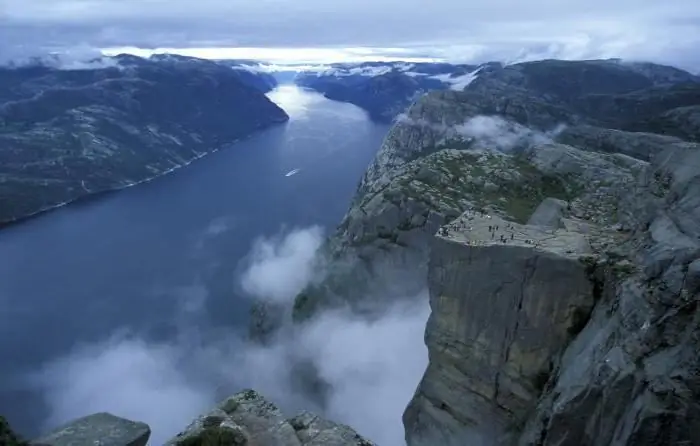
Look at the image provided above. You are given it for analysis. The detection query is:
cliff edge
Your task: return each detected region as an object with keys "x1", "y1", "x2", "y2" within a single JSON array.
[{"x1": 271, "y1": 58, "x2": 700, "y2": 445}]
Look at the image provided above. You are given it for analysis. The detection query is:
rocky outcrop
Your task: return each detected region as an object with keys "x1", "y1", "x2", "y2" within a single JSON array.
[
  {"x1": 514, "y1": 140, "x2": 700, "y2": 446},
  {"x1": 0, "y1": 54, "x2": 288, "y2": 225},
  {"x1": 555, "y1": 125, "x2": 684, "y2": 161},
  {"x1": 625, "y1": 104, "x2": 700, "y2": 142},
  {"x1": 400, "y1": 139, "x2": 645, "y2": 444},
  {"x1": 166, "y1": 390, "x2": 375, "y2": 446},
  {"x1": 32, "y1": 412, "x2": 150, "y2": 446},
  {"x1": 11, "y1": 390, "x2": 372, "y2": 446},
  {"x1": 396, "y1": 68, "x2": 700, "y2": 444},
  {"x1": 286, "y1": 61, "x2": 656, "y2": 325},
  {"x1": 267, "y1": 58, "x2": 700, "y2": 446},
  {"x1": 404, "y1": 212, "x2": 600, "y2": 445}
]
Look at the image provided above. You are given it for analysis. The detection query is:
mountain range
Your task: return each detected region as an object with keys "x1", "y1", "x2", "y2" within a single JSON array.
[
  {"x1": 0, "y1": 54, "x2": 288, "y2": 226},
  {"x1": 295, "y1": 59, "x2": 700, "y2": 131}
]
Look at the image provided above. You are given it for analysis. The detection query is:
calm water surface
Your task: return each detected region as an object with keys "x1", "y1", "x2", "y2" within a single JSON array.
[{"x1": 0, "y1": 85, "x2": 389, "y2": 438}]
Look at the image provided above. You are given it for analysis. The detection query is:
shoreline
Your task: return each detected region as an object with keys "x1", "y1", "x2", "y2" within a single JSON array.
[{"x1": 0, "y1": 120, "x2": 288, "y2": 231}]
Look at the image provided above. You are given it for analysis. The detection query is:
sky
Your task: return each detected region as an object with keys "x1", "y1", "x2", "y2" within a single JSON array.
[{"x1": 2, "y1": 0, "x2": 700, "y2": 69}]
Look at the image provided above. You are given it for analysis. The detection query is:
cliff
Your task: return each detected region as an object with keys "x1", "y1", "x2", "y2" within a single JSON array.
[
  {"x1": 0, "y1": 54, "x2": 288, "y2": 225},
  {"x1": 263, "y1": 58, "x2": 700, "y2": 445}
]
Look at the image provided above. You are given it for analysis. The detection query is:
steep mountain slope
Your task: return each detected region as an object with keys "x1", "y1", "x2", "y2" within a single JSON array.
[
  {"x1": 252, "y1": 58, "x2": 700, "y2": 445},
  {"x1": 0, "y1": 55, "x2": 288, "y2": 225},
  {"x1": 216, "y1": 58, "x2": 279, "y2": 92},
  {"x1": 295, "y1": 59, "x2": 700, "y2": 128}
]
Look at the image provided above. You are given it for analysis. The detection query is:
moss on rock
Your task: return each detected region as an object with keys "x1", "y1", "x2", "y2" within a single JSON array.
[{"x1": 175, "y1": 425, "x2": 247, "y2": 446}]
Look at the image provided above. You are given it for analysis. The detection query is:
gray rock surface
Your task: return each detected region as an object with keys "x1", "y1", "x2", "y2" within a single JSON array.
[
  {"x1": 166, "y1": 389, "x2": 375, "y2": 446},
  {"x1": 555, "y1": 124, "x2": 684, "y2": 161},
  {"x1": 403, "y1": 212, "x2": 601, "y2": 445},
  {"x1": 269, "y1": 58, "x2": 700, "y2": 446},
  {"x1": 635, "y1": 104, "x2": 700, "y2": 142},
  {"x1": 32, "y1": 413, "x2": 150, "y2": 446},
  {"x1": 19, "y1": 391, "x2": 371, "y2": 446},
  {"x1": 526, "y1": 197, "x2": 567, "y2": 228},
  {"x1": 515, "y1": 137, "x2": 700, "y2": 446}
]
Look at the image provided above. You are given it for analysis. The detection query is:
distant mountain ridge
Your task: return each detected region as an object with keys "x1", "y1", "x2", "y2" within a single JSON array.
[
  {"x1": 0, "y1": 54, "x2": 288, "y2": 225},
  {"x1": 295, "y1": 61, "x2": 487, "y2": 122},
  {"x1": 294, "y1": 59, "x2": 700, "y2": 126}
]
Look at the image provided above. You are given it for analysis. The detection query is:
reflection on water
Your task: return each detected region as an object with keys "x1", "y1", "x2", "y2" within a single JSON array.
[
  {"x1": 267, "y1": 85, "x2": 325, "y2": 119},
  {"x1": 266, "y1": 84, "x2": 369, "y2": 122}
]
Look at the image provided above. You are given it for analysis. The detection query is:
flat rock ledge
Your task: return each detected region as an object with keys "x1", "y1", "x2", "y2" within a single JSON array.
[{"x1": 404, "y1": 208, "x2": 601, "y2": 445}]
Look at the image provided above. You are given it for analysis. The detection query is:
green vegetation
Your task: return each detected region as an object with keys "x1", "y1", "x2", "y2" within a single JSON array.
[
  {"x1": 175, "y1": 426, "x2": 246, "y2": 446},
  {"x1": 398, "y1": 145, "x2": 574, "y2": 224},
  {"x1": 610, "y1": 260, "x2": 637, "y2": 280}
]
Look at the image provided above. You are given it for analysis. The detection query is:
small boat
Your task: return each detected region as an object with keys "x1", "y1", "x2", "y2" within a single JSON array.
[{"x1": 285, "y1": 168, "x2": 301, "y2": 177}]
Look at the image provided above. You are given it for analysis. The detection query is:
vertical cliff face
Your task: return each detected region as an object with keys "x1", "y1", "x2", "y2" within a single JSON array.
[
  {"x1": 404, "y1": 213, "x2": 599, "y2": 445},
  {"x1": 515, "y1": 142, "x2": 700, "y2": 446},
  {"x1": 396, "y1": 60, "x2": 700, "y2": 446},
  {"x1": 404, "y1": 134, "x2": 700, "y2": 446}
]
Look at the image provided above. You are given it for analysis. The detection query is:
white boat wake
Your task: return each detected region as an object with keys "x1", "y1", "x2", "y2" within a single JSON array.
[{"x1": 285, "y1": 168, "x2": 301, "y2": 177}]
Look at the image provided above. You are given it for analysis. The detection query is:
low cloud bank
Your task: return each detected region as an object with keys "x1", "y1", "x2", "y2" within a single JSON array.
[
  {"x1": 32, "y1": 227, "x2": 429, "y2": 446},
  {"x1": 396, "y1": 112, "x2": 566, "y2": 152},
  {"x1": 0, "y1": 44, "x2": 119, "y2": 70},
  {"x1": 240, "y1": 226, "x2": 324, "y2": 303},
  {"x1": 454, "y1": 115, "x2": 567, "y2": 151}
]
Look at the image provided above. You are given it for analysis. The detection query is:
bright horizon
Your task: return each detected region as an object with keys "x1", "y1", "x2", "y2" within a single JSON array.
[{"x1": 100, "y1": 46, "x2": 447, "y2": 65}]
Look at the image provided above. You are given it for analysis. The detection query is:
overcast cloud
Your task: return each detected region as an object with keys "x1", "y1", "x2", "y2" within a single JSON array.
[{"x1": 1, "y1": 0, "x2": 700, "y2": 69}]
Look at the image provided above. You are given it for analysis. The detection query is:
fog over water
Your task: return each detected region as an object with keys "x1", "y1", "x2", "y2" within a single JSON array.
[{"x1": 1, "y1": 86, "x2": 431, "y2": 445}]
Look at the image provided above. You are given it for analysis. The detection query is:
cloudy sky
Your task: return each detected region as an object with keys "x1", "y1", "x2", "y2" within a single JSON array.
[{"x1": 2, "y1": 0, "x2": 700, "y2": 67}]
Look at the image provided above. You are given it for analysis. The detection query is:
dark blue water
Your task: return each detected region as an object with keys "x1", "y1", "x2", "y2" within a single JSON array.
[{"x1": 0, "y1": 85, "x2": 389, "y2": 438}]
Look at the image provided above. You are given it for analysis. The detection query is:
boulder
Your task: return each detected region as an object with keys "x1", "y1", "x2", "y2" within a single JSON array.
[
  {"x1": 166, "y1": 389, "x2": 375, "y2": 446},
  {"x1": 32, "y1": 413, "x2": 150, "y2": 446}
]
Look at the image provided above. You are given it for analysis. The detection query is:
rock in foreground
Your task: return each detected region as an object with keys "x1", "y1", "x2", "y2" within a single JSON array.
[
  {"x1": 20, "y1": 390, "x2": 372, "y2": 446},
  {"x1": 166, "y1": 389, "x2": 375, "y2": 446},
  {"x1": 32, "y1": 412, "x2": 150, "y2": 446}
]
